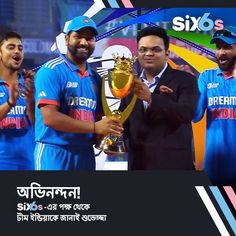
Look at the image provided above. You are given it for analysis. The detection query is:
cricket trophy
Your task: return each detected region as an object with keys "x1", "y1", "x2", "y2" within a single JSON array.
[{"x1": 95, "y1": 55, "x2": 137, "y2": 154}]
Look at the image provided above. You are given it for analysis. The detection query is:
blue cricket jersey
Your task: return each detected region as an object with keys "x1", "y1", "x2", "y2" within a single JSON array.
[
  {"x1": 35, "y1": 54, "x2": 102, "y2": 150},
  {"x1": 0, "y1": 75, "x2": 35, "y2": 170},
  {"x1": 193, "y1": 68, "x2": 236, "y2": 183}
]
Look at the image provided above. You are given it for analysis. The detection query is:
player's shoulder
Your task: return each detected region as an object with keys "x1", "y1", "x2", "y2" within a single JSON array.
[
  {"x1": 43, "y1": 56, "x2": 64, "y2": 70},
  {"x1": 35, "y1": 57, "x2": 65, "y2": 83},
  {"x1": 199, "y1": 68, "x2": 219, "y2": 81},
  {"x1": 201, "y1": 68, "x2": 218, "y2": 75},
  {"x1": 36, "y1": 57, "x2": 65, "y2": 79}
]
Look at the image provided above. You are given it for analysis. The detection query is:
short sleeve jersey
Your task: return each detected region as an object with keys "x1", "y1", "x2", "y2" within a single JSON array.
[
  {"x1": 193, "y1": 68, "x2": 236, "y2": 181},
  {"x1": 0, "y1": 74, "x2": 35, "y2": 169},
  {"x1": 35, "y1": 54, "x2": 102, "y2": 150}
]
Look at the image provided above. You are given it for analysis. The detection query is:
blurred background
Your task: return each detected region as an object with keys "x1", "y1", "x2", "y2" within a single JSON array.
[{"x1": 2, "y1": 1, "x2": 234, "y2": 69}]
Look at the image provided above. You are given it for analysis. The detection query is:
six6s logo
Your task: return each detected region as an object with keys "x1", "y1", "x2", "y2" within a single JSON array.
[
  {"x1": 17, "y1": 201, "x2": 43, "y2": 211},
  {"x1": 172, "y1": 13, "x2": 224, "y2": 31}
]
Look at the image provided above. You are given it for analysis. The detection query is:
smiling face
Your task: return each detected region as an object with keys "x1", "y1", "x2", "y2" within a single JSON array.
[
  {"x1": 137, "y1": 35, "x2": 169, "y2": 75},
  {"x1": 65, "y1": 27, "x2": 96, "y2": 65},
  {"x1": 0, "y1": 37, "x2": 24, "y2": 72},
  {"x1": 215, "y1": 39, "x2": 236, "y2": 72}
]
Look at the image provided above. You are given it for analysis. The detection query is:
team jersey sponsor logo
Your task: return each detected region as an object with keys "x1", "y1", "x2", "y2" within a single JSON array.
[
  {"x1": 208, "y1": 96, "x2": 236, "y2": 106},
  {"x1": 8, "y1": 106, "x2": 26, "y2": 115},
  {"x1": 207, "y1": 83, "x2": 219, "y2": 89},
  {"x1": 68, "y1": 96, "x2": 96, "y2": 109},
  {"x1": 66, "y1": 81, "x2": 78, "y2": 88}
]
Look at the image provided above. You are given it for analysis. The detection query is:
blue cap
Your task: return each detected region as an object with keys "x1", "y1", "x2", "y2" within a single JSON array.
[
  {"x1": 65, "y1": 16, "x2": 98, "y2": 35},
  {"x1": 210, "y1": 26, "x2": 236, "y2": 45}
]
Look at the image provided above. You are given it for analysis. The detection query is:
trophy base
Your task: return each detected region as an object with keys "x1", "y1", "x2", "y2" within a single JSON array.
[{"x1": 95, "y1": 134, "x2": 126, "y2": 155}]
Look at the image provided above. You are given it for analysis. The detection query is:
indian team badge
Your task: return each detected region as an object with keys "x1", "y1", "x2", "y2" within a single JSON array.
[
  {"x1": 83, "y1": 18, "x2": 89, "y2": 23},
  {"x1": 19, "y1": 83, "x2": 26, "y2": 98}
]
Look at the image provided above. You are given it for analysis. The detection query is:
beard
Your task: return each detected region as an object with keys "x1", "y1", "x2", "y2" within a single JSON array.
[
  {"x1": 217, "y1": 55, "x2": 236, "y2": 72},
  {"x1": 67, "y1": 44, "x2": 94, "y2": 63},
  {"x1": 1, "y1": 59, "x2": 22, "y2": 72}
]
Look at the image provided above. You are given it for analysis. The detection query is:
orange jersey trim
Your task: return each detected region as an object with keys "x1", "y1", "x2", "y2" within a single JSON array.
[{"x1": 38, "y1": 99, "x2": 60, "y2": 107}]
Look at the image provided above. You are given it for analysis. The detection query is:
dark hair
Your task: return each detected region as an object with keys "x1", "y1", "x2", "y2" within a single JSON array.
[
  {"x1": 0, "y1": 31, "x2": 22, "y2": 46},
  {"x1": 137, "y1": 26, "x2": 169, "y2": 51}
]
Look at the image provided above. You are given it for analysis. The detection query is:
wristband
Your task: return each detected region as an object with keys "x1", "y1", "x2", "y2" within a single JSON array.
[{"x1": 7, "y1": 99, "x2": 15, "y2": 108}]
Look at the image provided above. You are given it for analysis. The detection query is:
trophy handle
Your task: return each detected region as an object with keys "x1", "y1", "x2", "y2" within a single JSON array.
[
  {"x1": 102, "y1": 75, "x2": 113, "y2": 117},
  {"x1": 101, "y1": 74, "x2": 137, "y2": 124},
  {"x1": 120, "y1": 95, "x2": 137, "y2": 124}
]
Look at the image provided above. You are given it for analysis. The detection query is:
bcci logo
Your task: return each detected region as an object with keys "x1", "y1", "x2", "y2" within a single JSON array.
[
  {"x1": 83, "y1": 18, "x2": 89, "y2": 23},
  {"x1": 172, "y1": 13, "x2": 224, "y2": 32},
  {"x1": 19, "y1": 83, "x2": 26, "y2": 98}
]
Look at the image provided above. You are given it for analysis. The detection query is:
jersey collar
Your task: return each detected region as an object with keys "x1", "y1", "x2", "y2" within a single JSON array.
[
  {"x1": 216, "y1": 67, "x2": 234, "y2": 80},
  {"x1": 59, "y1": 53, "x2": 92, "y2": 78},
  {"x1": 0, "y1": 73, "x2": 23, "y2": 85}
]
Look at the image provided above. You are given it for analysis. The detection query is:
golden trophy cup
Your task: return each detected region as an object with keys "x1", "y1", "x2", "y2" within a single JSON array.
[{"x1": 95, "y1": 55, "x2": 137, "y2": 154}]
